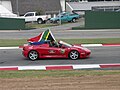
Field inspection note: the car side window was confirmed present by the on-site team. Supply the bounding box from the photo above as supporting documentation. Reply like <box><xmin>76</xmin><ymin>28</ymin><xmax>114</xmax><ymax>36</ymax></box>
<box><xmin>36</xmin><ymin>13</ymin><xmax>39</xmax><ymax>16</ymax></box>
<box><xmin>49</xmin><ymin>41</ymin><xmax>59</xmax><ymax>48</ymax></box>
<box><xmin>25</xmin><ymin>13</ymin><xmax>34</xmax><ymax>17</ymax></box>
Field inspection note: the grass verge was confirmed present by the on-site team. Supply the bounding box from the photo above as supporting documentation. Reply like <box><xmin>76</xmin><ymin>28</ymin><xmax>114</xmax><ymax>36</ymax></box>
<box><xmin>25</xmin><ymin>22</ymin><xmax>75</xmax><ymax>29</ymax></box>
<box><xmin>25</xmin><ymin>23</ymin><xmax>58</xmax><ymax>29</ymax></box>
<box><xmin>0</xmin><ymin>39</ymin><xmax>27</xmax><ymax>47</ymax></box>
<box><xmin>0</xmin><ymin>70</ymin><xmax>120</xmax><ymax>78</ymax></box>
<box><xmin>0</xmin><ymin>38</ymin><xmax>120</xmax><ymax>47</ymax></box>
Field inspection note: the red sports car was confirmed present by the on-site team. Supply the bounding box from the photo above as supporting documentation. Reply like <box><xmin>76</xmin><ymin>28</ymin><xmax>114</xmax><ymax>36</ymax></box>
<box><xmin>22</xmin><ymin>40</ymin><xmax>91</xmax><ymax>61</ymax></box>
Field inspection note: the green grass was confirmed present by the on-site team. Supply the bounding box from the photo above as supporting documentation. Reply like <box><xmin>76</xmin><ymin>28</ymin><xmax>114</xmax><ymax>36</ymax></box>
<box><xmin>0</xmin><ymin>38</ymin><xmax>120</xmax><ymax>47</ymax></box>
<box><xmin>0</xmin><ymin>39</ymin><xmax>27</xmax><ymax>47</ymax></box>
<box><xmin>60</xmin><ymin>38</ymin><xmax>120</xmax><ymax>44</ymax></box>
<box><xmin>0</xmin><ymin>70</ymin><xmax>120</xmax><ymax>78</ymax></box>
<box><xmin>25</xmin><ymin>22</ymin><xmax>74</xmax><ymax>29</ymax></box>
<box><xmin>25</xmin><ymin>23</ymin><xmax>58</xmax><ymax>29</ymax></box>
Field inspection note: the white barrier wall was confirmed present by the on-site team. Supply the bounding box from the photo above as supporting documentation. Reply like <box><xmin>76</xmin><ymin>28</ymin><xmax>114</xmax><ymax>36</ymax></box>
<box><xmin>60</xmin><ymin>0</ymin><xmax>66</xmax><ymax>12</ymax></box>
<box><xmin>0</xmin><ymin>0</ymin><xmax>12</xmax><ymax>12</ymax></box>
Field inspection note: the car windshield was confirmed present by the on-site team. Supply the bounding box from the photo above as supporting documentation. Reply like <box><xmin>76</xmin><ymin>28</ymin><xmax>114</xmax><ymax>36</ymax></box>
<box><xmin>57</xmin><ymin>14</ymin><xmax>63</xmax><ymax>17</ymax></box>
<box><xmin>59</xmin><ymin>40</ymin><xmax>72</xmax><ymax>47</ymax></box>
<box><xmin>57</xmin><ymin>12</ymin><xmax>69</xmax><ymax>17</ymax></box>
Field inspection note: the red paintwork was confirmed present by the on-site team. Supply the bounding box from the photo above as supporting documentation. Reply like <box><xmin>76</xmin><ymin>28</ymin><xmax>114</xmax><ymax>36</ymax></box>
<box><xmin>22</xmin><ymin>43</ymin><xmax>91</xmax><ymax>59</ymax></box>
<box><xmin>102</xmin><ymin>44</ymin><xmax>120</xmax><ymax>46</ymax></box>
<box><xmin>46</xmin><ymin>66</ymin><xmax>73</xmax><ymax>70</ymax></box>
<box><xmin>0</xmin><ymin>67</ymin><xmax>18</xmax><ymax>70</ymax></box>
<box><xmin>100</xmin><ymin>64</ymin><xmax>120</xmax><ymax>68</ymax></box>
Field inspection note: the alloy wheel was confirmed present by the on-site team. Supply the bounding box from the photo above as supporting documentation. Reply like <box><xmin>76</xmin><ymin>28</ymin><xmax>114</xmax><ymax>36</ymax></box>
<box><xmin>28</xmin><ymin>50</ymin><xmax>38</xmax><ymax>61</ymax></box>
<box><xmin>69</xmin><ymin>50</ymin><xmax>79</xmax><ymax>60</ymax></box>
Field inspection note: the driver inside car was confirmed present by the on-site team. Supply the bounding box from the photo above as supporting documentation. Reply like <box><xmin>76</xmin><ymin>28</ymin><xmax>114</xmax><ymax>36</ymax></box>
<box><xmin>49</xmin><ymin>41</ymin><xmax>59</xmax><ymax>47</ymax></box>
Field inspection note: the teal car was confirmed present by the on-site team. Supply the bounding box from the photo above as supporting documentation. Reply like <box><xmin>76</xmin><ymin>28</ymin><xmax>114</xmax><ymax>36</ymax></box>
<box><xmin>50</xmin><ymin>12</ymin><xmax>80</xmax><ymax>23</ymax></box>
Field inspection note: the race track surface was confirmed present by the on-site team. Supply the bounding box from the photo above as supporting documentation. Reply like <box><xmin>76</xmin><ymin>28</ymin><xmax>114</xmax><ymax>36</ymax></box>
<box><xmin>0</xmin><ymin>22</ymin><xmax>120</xmax><ymax>67</ymax></box>
<box><xmin>0</xmin><ymin>29</ymin><xmax>120</xmax><ymax>39</ymax></box>
<box><xmin>0</xmin><ymin>47</ymin><xmax>120</xmax><ymax>66</ymax></box>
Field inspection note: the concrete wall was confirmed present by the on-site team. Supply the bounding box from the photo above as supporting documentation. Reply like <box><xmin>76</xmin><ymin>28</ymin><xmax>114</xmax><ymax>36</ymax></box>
<box><xmin>60</xmin><ymin>0</ymin><xmax>66</xmax><ymax>12</ymax></box>
<box><xmin>10</xmin><ymin>0</ymin><xmax>61</xmax><ymax>15</ymax></box>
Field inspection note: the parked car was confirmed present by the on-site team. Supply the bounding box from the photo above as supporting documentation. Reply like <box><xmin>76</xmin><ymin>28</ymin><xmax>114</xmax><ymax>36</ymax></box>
<box><xmin>21</xmin><ymin>12</ymin><xmax>48</xmax><ymax>24</ymax></box>
<box><xmin>115</xmin><ymin>9</ymin><xmax>120</xmax><ymax>12</ymax></box>
<box><xmin>49</xmin><ymin>12</ymin><xmax>80</xmax><ymax>23</ymax></box>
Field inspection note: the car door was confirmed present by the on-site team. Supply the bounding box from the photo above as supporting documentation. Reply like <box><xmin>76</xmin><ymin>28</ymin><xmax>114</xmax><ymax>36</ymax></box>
<box><xmin>48</xmin><ymin>47</ymin><xmax>68</xmax><ymax>58</ymax></box>
<box><xmin>66</xmin><ymin>14</ymin><xmax>72</xmax><ymax>21</ymax></box>
<box><xmin>24</xmin><ymin>12</ymin><xmax>35</xmax><ymax>22</ymax></box>
<box><xmin>41</xmin><ymin>47</ymin><xmax>67</xmax><ymax>57</ymax></box>
<box><xmin>39</xmin><ymin>46</ymin><xmax>68</xmax><ymax>58</ymax></box>
<box><xmin>60</xmin><ymin>13</ymin><xmax>68</xmax><ymax>22</ymax></box>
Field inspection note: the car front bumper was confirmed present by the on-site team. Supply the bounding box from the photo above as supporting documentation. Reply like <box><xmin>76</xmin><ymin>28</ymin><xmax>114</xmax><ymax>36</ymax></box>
<box><xmin>22</xmin><ymin>50</ymin><xmax>28</xmax><ymax>58</ymax></box>
<box><xmin>80</xmin><ymin>50</ymin><xmax>91</xmax><ymax>59</ymax></box>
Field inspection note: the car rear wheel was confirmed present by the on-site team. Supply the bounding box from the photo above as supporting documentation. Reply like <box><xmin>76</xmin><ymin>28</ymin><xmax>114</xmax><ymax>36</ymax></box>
<box><xmin>55</xmin><ymin>20</ymin><xmax>60</xmax><ymax>24</ymax></box>
<box><xmin>37</xmin><ymin>18</ymin><xmax>43</xmax><ymax>24</ymax></box>
<box><xmin>28</xmin><ymin>50</ymin><xmax>39</xmax><ymax>61</ymax></box>
<box><xmin>69</xmin><ymin>50</ymin><xmax>79</xmax><ymax>60</ymax></box>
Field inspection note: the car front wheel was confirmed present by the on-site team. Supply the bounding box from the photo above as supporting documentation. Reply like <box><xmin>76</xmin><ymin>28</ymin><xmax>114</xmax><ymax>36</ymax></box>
<box><xmin>69</xmin><ymin>50</ymin><xmax>79</xmax><ymax>60</ymax></box>
<box><xmin>28</xmin><ymin>50</ymin><xmax>39</xmax><ymax>61</ymax></box>
<box><xmin>72</xmin><ymin>18</ymin><xmax>76</xmax><ymax>23</ymax></box>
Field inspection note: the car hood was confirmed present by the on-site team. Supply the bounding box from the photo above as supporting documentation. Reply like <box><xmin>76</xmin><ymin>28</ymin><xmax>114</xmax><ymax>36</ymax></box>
<box><xmin>73</xmin><ymin>45</ymin><xmax>91</xmax><ymax>52</ymax></box>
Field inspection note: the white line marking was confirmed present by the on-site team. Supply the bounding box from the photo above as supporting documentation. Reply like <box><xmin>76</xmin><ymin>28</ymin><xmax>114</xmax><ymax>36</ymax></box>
<box><xmin>68</xmin><ymin>29</ymin><xmax>120</xmax><ymax>32</ymax></box>
<box><xmin>81</xmin><ymin>44</ymin><xmax>103</xmax><ymax>47</ymax></box>
<box><xmin>0</xmin><ymin>47</ymin><xmax>19</xmax><ymax>49</ymax></box>
<box><xmin>73</xmin><ymin>64</ymin><xmax>100</xmax><ymax>69</ymax></box>
<box><xmin>18</xmin><ymin>66</ymin><xmax>46</xmax><ymax>70</ymax></box>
